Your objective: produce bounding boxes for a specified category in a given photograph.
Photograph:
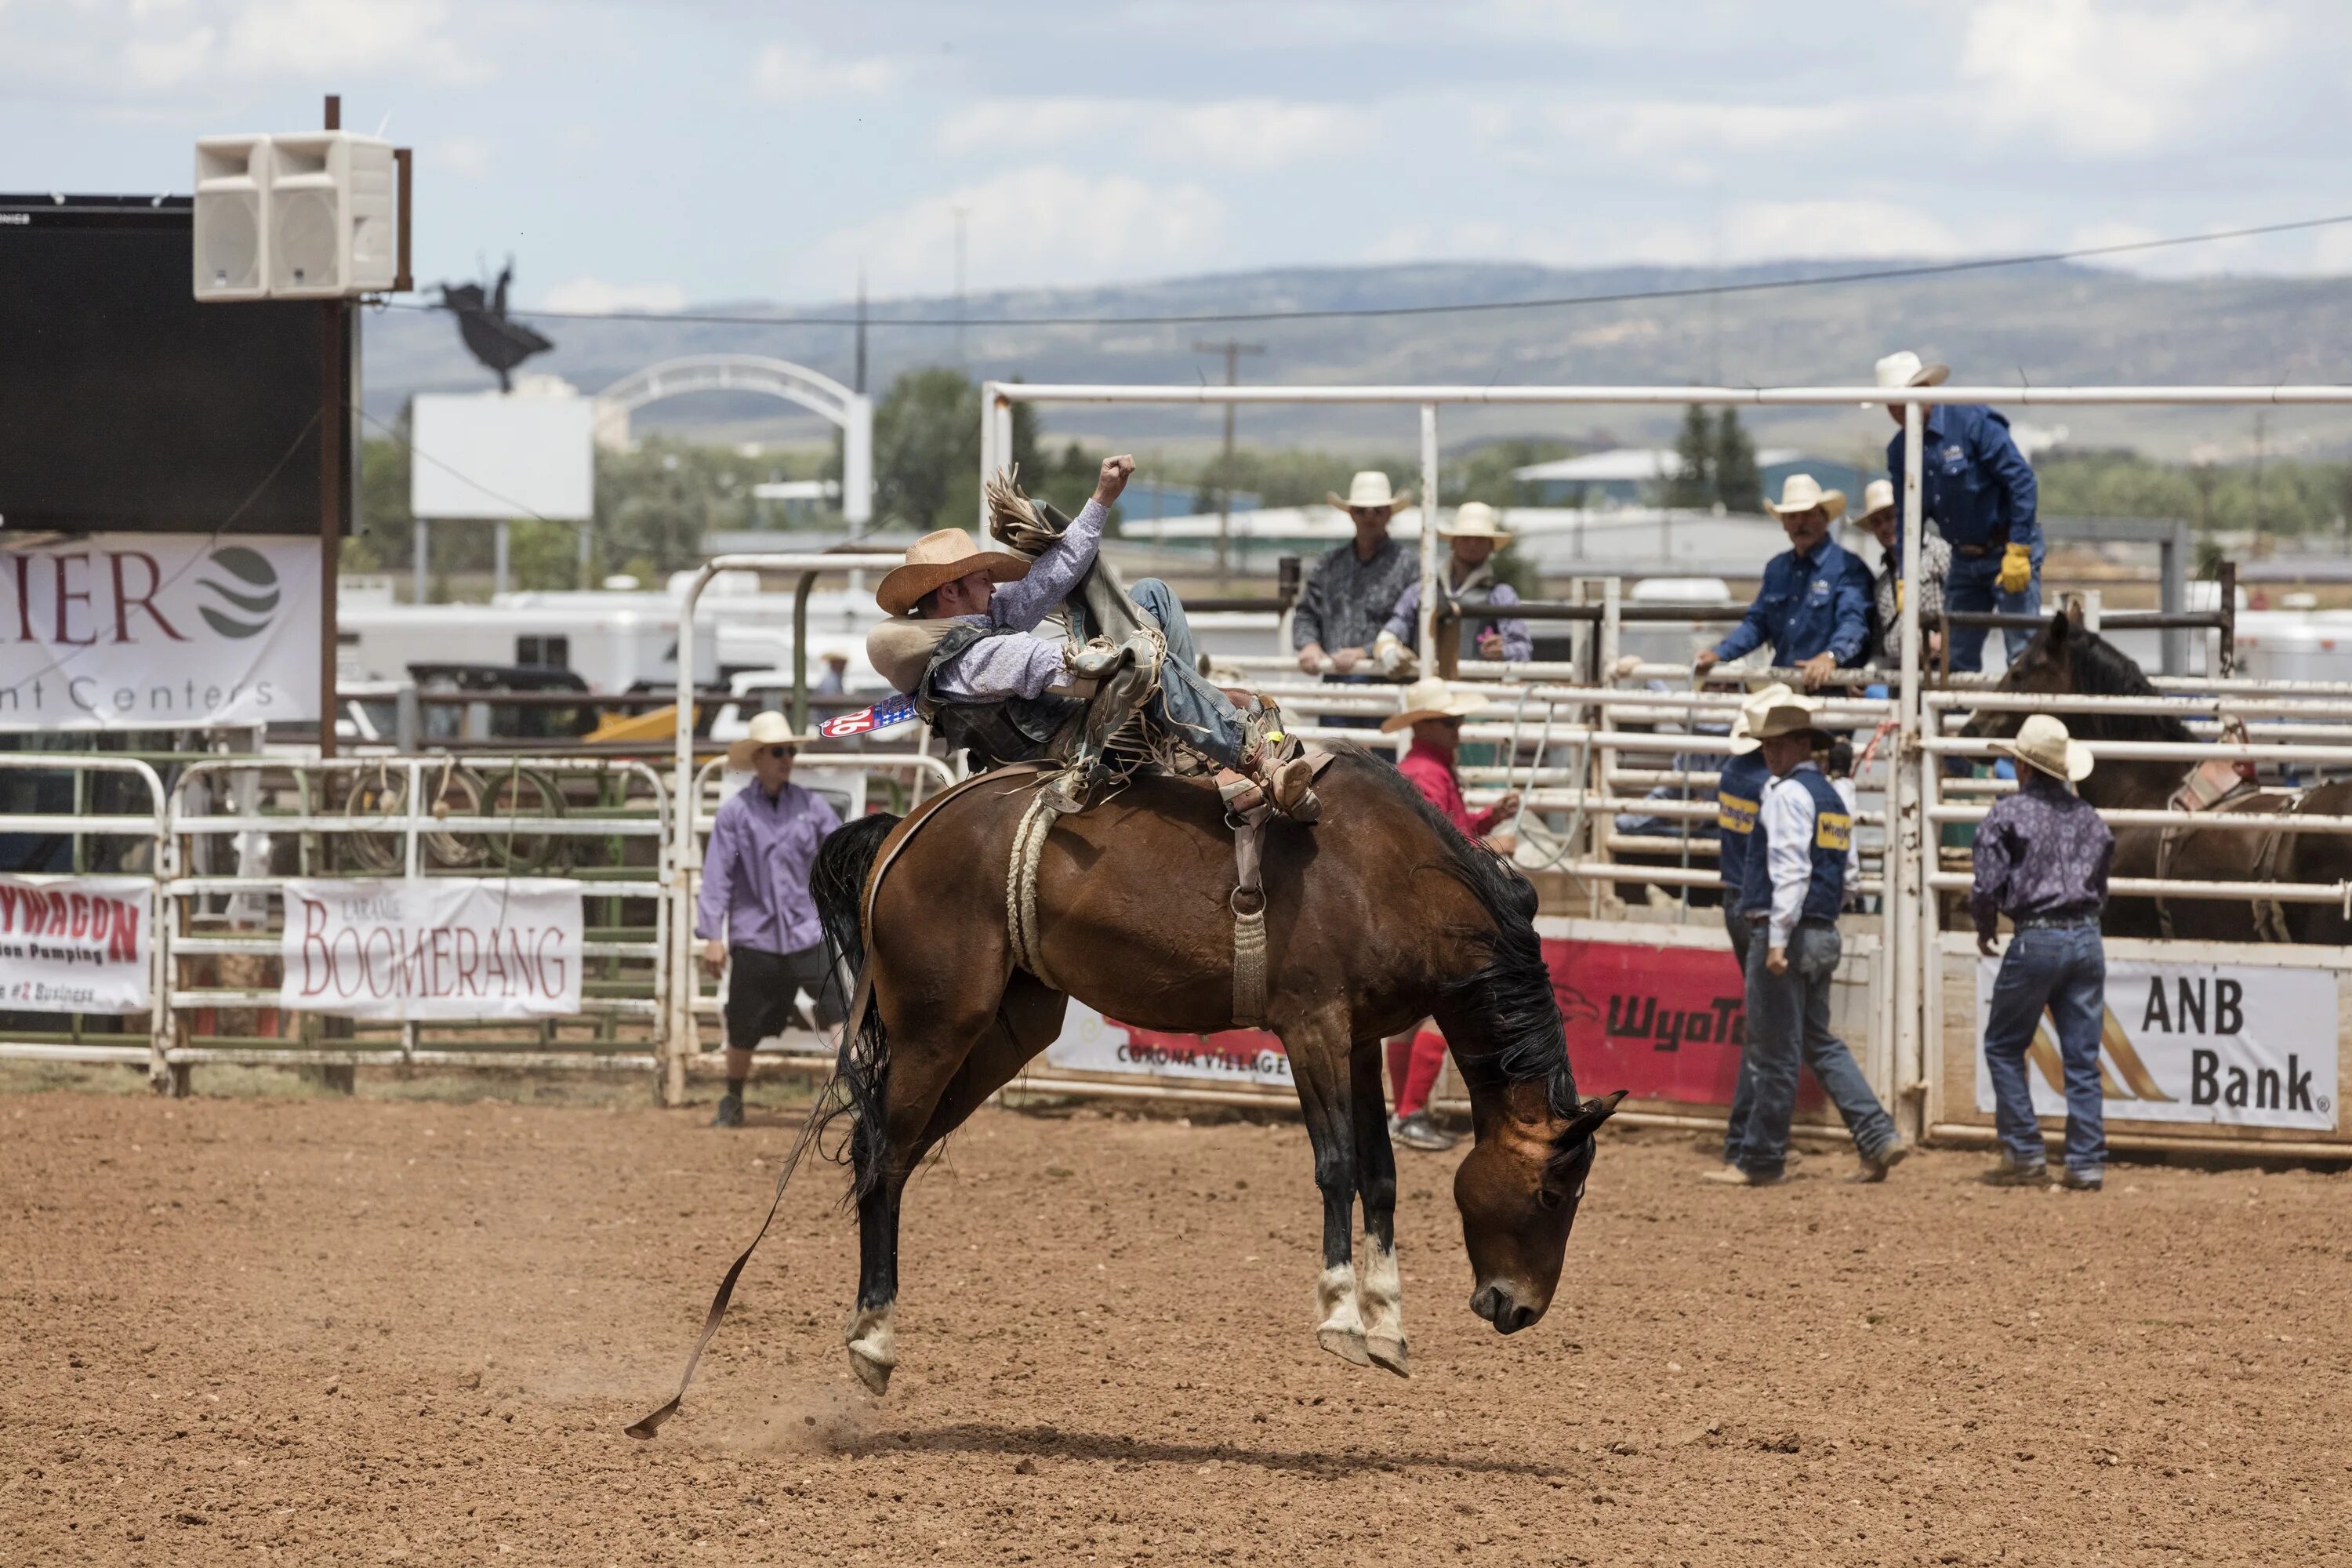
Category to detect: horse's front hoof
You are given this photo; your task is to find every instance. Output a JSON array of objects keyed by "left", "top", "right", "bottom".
[
  {"left": 848, "top": 1346, "right": 894, "bottom": 1396},
  {"left": 845, "top": 1305, "right": 896, "bottom": 1396},
  {"left": 1365, "top": 1335, "right": 1410, "bottom": 1377},
  {"left": 1316, "top": 1326, "right": 1371, "bottom": 1367}
]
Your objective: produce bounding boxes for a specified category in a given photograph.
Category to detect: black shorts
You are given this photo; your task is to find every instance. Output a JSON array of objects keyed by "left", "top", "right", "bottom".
[{"left": 723, "top": 944, "right": 847, "bottom": 1050}]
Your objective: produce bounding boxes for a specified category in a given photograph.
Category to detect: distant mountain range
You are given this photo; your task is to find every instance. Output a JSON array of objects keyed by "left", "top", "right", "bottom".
[{"left": 362, "top": 259, "right": 2352, "bottom": 461}]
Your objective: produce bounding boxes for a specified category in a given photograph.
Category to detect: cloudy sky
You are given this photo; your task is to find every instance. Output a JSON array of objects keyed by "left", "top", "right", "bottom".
[{"left": 5, "top": 0, "right": 2348, "bottom": 312}]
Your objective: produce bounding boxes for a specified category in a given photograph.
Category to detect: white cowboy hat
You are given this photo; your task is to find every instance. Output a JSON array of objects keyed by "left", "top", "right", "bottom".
[
  {"left": 1992, "top": 713, "right": 2095, "bottom": 783},
  {"left": 1875, "top": 350, "right": 1951, "bottom": 390},
  {"left": 724, "top": 710, "right": 812, "bottom": 771},
  {"left": 876, "top": 528, "right": 1032, "bottom": 616},
  {"left": 1379, "top": 676, "right": 1489, "bottom": 732},
  {"left": 1857, "top": 478, "right": 1896, "bottom": 524},
  {"left": 1327, "top": 470, "right": 1414, "bottom": 513},
  {"left": 1749, "top": 696, "right": 1831, "bottom": 744},
  {"left": 1727, "top": 681, "right": 1796, "bottom": 756},
  {"left": 1439, "top": 501, "right": 1512, "bottom": 543},
  {"left": 1764, "top": 472, "right": 1846, "bottom": 522}
]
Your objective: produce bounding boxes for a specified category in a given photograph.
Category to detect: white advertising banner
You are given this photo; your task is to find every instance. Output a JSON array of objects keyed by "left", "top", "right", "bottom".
[
  {"left": 1043, "top": 1000, "right": 1296, "bottom": 1088},
  {"left": 280, "top": 878, "right": 583, "bottom": 1021},
  {"left": 1974, "top": 958, "right": 2338, "bottom": 1131},
  {"left": 0, "top": 875, "right": 153, "bottom": 1014},
  {"left": 0, "top": 534, "right": 320, "bottom": 731}
]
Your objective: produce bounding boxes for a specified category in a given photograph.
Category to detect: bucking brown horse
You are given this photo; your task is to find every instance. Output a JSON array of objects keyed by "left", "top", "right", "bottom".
[{"left": 808, "top": 743, "right": 1621, "bottom": 1396}]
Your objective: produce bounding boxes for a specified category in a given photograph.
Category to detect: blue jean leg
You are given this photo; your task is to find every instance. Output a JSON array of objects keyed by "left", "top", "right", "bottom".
[
  {"left": 1129, "top": 577, "right": 1252, "bottom": 770},
  {"left": 1793, "top": 926, "right": 1897, "bottom": 1160},
  {"left": 1983, "top": 927, "right": 2107, "bottom": 1174},
  {"left": 1943, "top": 549, "right": 2042, "bottom": 674},
  {"left": 1721, "top": 906, "right": 1757, "bottom": 1163},
  {"left": 1734, "top": 927, "right": 1803, "bottom": 1178}
]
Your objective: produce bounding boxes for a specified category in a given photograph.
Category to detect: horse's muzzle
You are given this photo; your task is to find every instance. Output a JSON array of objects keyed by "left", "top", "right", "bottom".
[{"left": 1469, "top": 1283, "right": 1539, "bottom": 1334}]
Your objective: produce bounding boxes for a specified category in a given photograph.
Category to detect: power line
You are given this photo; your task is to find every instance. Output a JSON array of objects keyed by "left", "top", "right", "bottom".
[{"left": 379, "top": 212, "right": 2352, "bottom": 333}]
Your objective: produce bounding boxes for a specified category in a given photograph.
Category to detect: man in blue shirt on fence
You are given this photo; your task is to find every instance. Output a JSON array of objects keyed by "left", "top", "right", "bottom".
[
  {"left": 1878, "top": 350, "right": 2041, "bottom": 673},
  {"left": 1692, "top": 474, "right": 1871, "bottom": 690}
]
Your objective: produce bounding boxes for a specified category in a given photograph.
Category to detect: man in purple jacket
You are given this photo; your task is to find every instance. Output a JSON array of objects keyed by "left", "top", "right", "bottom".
[{"left": 698, "top": 710, "right": 844, "bottom": 1128}]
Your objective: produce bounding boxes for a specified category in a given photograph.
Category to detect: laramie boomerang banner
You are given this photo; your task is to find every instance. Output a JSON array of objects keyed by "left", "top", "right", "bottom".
[
  {"left": 0, "top": 534, "right": 320, "bottom": 730},
  {"left": 1975, "top": 958, "right": 2339, "bottom": 1132},
  {"left": 281, "top": 879, "right": 583, "bottom": 1021}
]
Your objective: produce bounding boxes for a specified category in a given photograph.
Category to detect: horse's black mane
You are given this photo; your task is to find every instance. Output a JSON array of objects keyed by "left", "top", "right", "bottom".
[
  {"left": 2019, "top": 618, "right": 2194, "bottom": 743},
  {"left": 1330, "top": 742, "right": 1582, "bottom": 1120}
]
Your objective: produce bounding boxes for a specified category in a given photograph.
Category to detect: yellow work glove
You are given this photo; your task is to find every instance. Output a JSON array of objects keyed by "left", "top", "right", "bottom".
[
  {"left": 1997, "top": 543, "right": 2033, "bottom": 595},
  {"left": 1896, "top": 579, "right": 1906, "bottom": 614}
]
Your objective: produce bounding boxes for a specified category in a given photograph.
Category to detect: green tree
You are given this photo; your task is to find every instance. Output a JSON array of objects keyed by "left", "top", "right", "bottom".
[
  {"left": 1712, "top": 409, "right": 1762, "bottom": 513},
  {"left": 1664, "top": 405, "right": 1715, "bottom": 508},
  {"left": 869, "top": 368, "right": 1045, "bottom": 533}
]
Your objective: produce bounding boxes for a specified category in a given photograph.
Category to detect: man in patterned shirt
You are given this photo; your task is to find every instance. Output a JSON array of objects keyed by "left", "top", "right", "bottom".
[
  {"left": 1973, "top": 713, "right": 2114, "bottom": 1191},
  {"left": 1856, "top": 479, "right": 1951, "bottom": 666},
  {"left": 1293, "top": 473, "right": 1422, "bottom": 723}
]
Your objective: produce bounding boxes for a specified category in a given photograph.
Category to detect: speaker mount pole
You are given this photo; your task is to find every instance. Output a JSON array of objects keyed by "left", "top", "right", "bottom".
[{"left": 318, "top": 93, "right": 343, "bottom": 760}]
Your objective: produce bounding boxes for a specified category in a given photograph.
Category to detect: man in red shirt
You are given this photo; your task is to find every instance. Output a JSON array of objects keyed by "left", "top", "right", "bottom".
[{"left": 1375, "top": 677, "right": 1521, "bottom": 1149}]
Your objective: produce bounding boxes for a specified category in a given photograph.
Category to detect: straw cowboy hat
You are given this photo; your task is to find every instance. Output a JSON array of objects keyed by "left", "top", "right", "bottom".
[
  {"left": 1379, "top": 676, "right": 1489, "bottom": 732},
  {"left": 1875, "top": 350, "right": 1950, "bottom": 390},
  {"left": 1764, "top": 473, "right": 1846, "bottom": 522},
  {"left": 1857, "top": 478, "right": 1896, "bottom": 525},
  {"left": 724, "top": 710, "right": 812, "bottom": 771},
  {"left": 1992, "top": 713, "right": 2095, "bottom": 783},
  {"left": 876, "top": 528, "right": 1031, "bottom": 616},
  {"left": 1727, "top": 681, "right": 1796, "bottom": 756},
  {"left": 1327, "top": 470, "right": 1414, "bottom": 513},
  {"left": 1439, "top": 501, "right": 1512, "bottom": 543},
  {"left": 1748, "top": 696, "right": 1831, "bottom": 744}
]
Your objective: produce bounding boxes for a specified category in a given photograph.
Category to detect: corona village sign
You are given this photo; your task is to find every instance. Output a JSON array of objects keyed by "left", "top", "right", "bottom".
[
  {"left": 0, "top": 535, "right": 319, "bottom": 730},
  {"left": 280, "top": 878, "right": 583, "bottom": 1021},
  {"left": 1975, "top": 959, "right": 2339, "bottom": 1132}
]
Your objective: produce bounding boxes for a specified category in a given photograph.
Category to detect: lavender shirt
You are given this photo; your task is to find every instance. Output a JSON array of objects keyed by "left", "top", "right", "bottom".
[
  {"left": 1969, "top": 768, "right": 2115, "bottom": 939},
  {"left": 695, "top": 780, "right": 841, "bottom": 956},
  {"left": 929, "top": 499, "right": 1109, "bottom": 700}
]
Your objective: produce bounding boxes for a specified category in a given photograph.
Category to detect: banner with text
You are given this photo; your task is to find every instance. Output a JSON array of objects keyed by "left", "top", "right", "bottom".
[
  {"left": 0, "top": 534, "right": 319, "bottom": 730},
  {"left": 0, "top": 875, "right": 152, "bottom": 1014},
  {"left": 280, "top": 878, "right": 583, "bottom": 1021},
  {"left": 1044, "top": 1001, "right": 1294, "bottom": 1087},
  {"left": 1973, "top": 958, "right": 2339, "bottom": 1131}
]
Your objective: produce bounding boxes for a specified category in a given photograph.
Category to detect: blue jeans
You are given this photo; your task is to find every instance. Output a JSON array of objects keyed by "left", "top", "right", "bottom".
[
  {"left": 1943, "top": 547, "right": 2042, "bottom": 674},
  {"left": 1721, "top": 902, "right": 1756, "bottom": 1163},
  {"left": 1130, "top": 578, "right": 1253, "bottom": 771},
  {"left": 1981, "top": 924, "right": 2107, "bottom": 1176},
  {"left": 1734, "top": 921, "right": 1897, "bottom": 1176}
]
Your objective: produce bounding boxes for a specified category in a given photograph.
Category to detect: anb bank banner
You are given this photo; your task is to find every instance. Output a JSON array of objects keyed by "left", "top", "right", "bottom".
[
  {"left": 0, "top": 535, "right": 319, "bottom": 730},
  {"left": 1974, "top": 959, "right": 2339, "bottom": 1132}
]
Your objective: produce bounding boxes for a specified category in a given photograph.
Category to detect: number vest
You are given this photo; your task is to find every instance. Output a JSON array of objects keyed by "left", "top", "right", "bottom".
[
  {"left": 1713, "top": 748, "right": 1773, "bottom": 900},
  {"left": 1736, "top": 767, "right": 1851, "bottom": 926}
]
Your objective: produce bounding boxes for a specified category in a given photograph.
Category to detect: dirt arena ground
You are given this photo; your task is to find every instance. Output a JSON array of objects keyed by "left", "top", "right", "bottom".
[{"left": 4, "top": 1083, "right": 2349, "bottom": 1566}]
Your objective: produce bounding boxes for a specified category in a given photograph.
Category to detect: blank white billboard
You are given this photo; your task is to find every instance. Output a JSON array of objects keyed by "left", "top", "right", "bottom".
[{"left": 410, "top": 394, "right": 595, "bottom": 521}]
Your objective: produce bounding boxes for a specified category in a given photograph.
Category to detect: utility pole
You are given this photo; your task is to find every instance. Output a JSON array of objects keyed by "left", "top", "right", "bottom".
[
  {"left": 953, "top": 206, "right": 969, "bottom": 368},
  {"left": 853, "top": 263, "right": 868, "bottom": 394},
  {"left": 1194, "top": 338, "right": 1264, "bottom": 579},
  {"left": 2252, "top": 410, "right": 2268, "bottom": 546}
]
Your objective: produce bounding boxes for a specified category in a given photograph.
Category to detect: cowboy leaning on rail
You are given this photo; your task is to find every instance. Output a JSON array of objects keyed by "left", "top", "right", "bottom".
[{"left": 864, "top": 455, "right": 1322, "bottom": 819}]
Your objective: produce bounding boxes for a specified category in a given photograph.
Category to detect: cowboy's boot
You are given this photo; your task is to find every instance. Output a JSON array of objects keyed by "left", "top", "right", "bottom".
[{"left": 1240, "top": 710, "right": 1321, "bottom": 823}]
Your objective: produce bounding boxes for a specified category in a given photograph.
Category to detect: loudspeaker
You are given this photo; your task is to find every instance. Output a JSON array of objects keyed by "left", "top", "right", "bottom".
[
  {"left": 267, "top": 132, "right": 397, "bottom": 299},
  {"left": 192, "top": 134, "right": 271, "bottom": 300}
]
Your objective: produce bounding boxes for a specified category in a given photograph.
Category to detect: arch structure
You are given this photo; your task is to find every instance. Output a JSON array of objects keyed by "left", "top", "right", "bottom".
[{"left": 595, "top": 355, "right": 873, "bottom": 524}]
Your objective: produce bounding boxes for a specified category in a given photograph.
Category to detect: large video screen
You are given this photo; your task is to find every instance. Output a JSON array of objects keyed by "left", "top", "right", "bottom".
[{"left": 0, "top": 195, "right": 336, "bottom": 535}]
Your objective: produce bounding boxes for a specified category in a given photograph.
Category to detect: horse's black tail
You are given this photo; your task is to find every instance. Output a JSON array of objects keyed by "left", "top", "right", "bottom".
[{"left": 810, "top": 811, "right": 902, "bottom": 1200}]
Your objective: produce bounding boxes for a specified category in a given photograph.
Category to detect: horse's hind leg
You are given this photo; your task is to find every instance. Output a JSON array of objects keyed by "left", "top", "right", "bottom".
[
  {"left": 1285, "top": 1007, "right": 1368, "bottom": 1367},
  {"left": 1348, "top": 1038, "right": 1408, "bottom": 1377}
]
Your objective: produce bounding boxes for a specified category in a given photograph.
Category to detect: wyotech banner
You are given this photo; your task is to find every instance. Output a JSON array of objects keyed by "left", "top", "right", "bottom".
[
  {"left": 0, "top": 534, "right": 319, "bottom": 730},
  {"left": 1975, "top": 959, "right": 2339, "bottom": 1132}
]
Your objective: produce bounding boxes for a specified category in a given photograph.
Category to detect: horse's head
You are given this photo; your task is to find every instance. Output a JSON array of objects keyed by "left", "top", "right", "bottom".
[
  {"left": 1960, "top": 609, "right": 2079, "bottom": 740},
  {"left": 1451, "top": 1079, "right": 1624, "bottom": 1333}
]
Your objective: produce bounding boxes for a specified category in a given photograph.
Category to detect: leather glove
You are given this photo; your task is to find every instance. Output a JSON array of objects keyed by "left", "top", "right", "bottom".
[
  {"left": 1895, "top": 579, "right": 1906, "bottom": 615},
  {"left": 1998, "top": 543, "right": 2033, "bottom": 595},
  {"left": 1372, "top": 631, "right": 1418, "bottom": 678}
]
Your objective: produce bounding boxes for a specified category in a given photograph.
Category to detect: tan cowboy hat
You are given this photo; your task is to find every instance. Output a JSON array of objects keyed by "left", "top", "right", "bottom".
[
  {"left": 1379, "top": 676, "right": 1489, "bottom": 732},
  {"left": 1727, "top": 681, "right": 1795, "bottom": 756},
  {"left": 875, "top": 528, "right": 1032, "bottom": 616},
  {"left": 1764, "top": 473, "right": 1846, "bottom": 522},
  {"left": 724, "top": 710, "right": 811, "bottom": 771},
  {"left": 1327, "top": 470, "right": 1413, "bottom": 513},
  {"left": 1875, "top": 350, "right": 1950, "bottom": 390},
  {"left": 1749, "top": 696, "right": 1831, "bottom": 744},
  {"left": 1439, "top": 501, "right": 1512, "bottom": 543},
  {"left": 1992, "top": 713, "right": 2095, "bottom": 783},
  {"left": 1857, "top": 478, "right": 1896, "bottom": 525}
]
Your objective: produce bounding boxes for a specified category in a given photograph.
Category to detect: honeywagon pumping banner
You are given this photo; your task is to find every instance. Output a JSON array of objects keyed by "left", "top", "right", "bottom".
[
  {"left": 1975, "top": 958, "right": 2339, "bottom": 1132},
  {"left": 0, "top": 534, "right": 320, "bottom": 730},
  {"left": 0, "top": 875, "right": 152, "bottom": 1014},
  {"left": 281, "top": 879, "right": 583, "bottom": 1021}
]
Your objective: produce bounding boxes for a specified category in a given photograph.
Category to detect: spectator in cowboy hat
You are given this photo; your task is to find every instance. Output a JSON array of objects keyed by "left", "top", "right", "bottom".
[
  {"left": 1371, "top": 501, "right": 1534, "bottom": 676},
  {"left": 812, "top": 645, "right": 852, "bottom": 696},
  {"left": 698, "top": 711, "right": 847, "bottom": 1128},
  {"left": 1855, "top": 477, "right": 1951, "bottom": 666},
  {"left": 1878, "top": 350, "right": 2041, "bottom": 673},
  {"left": 1706, "top": 698, "right": 1905, "bottom": 1186},
  {"left": 1693, "top": 474, "right": 1872, "bottom": 691},
  {"left": 1375, "top": 677, "right": 1521, "bottom": 1151},
  {"left": 1293, "top": 472, "right": 1422, "bottom": 708},
  {"left": 1973, "top": 713, "right": 2113, "bottom": 1191}
]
